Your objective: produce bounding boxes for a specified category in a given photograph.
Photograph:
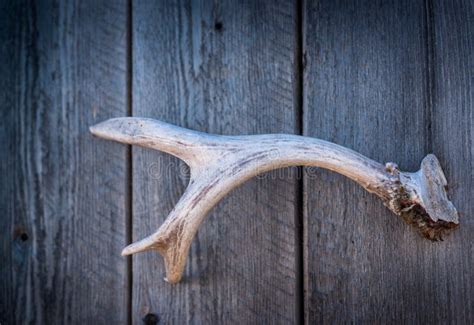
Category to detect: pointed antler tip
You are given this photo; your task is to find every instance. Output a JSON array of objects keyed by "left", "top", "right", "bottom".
[
  {"left": 121, "top": 240, "right": 149, "bottom": 256},
  {"left": 89, "top": 124, "right": 100, "bottom": 136},
  {"left": 121, "top": 246, "right": 134, "bottom": 256},
  {"left": 89, "top": 120, "right": 114, "bottom": 138}
]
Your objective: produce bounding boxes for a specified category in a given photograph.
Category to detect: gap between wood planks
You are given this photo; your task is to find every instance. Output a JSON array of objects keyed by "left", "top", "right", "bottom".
[
  {"left": 295, "top": 0, "right": 305, "bottom": 324},
  {"left": 126, "top": 0, "right": 133, "bottom": 324}
]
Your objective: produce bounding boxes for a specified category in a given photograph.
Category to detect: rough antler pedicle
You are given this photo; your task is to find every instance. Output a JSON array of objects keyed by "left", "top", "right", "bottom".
[{"left": 90, "top": 117, "right": 459, "bottom": 283}]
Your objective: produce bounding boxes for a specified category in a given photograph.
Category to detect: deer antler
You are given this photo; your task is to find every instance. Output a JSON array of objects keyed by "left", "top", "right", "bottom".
[{"left": 90, "top": 117, "right": 459, "bottom": 283}]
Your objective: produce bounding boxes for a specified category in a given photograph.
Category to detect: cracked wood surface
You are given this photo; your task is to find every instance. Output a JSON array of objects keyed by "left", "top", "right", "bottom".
[
  {"left": 0, "top": 0, "right": 128, "bottom": 324},
  {"left": 130, "top": 1, "right": 299, "bottom": 323},
  {"left": 303, "top": 0, "right": 473, "bottom": 323},
  {"left": 1, "top": 0, "right": 473, "bottom": 324}
]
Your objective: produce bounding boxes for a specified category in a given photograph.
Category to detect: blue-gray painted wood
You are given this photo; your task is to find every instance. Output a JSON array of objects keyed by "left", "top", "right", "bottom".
[
  {"left": 429, "top": 0, "right": 474, "bottom": 321},
  {"left": 303, "top": 0, "right": 430, "bottom": 322},
  {"left": 1, "top": 0, "right": 473, "bottom": 323},
  {"left": 303, "top": 0, "right": 473, "bottom": 323},
  {"left": 131, "top": 0, "right": 299, "bottom": 323},
  {"left": 0, "top": 1, "right": 129, "bottom": 323}
]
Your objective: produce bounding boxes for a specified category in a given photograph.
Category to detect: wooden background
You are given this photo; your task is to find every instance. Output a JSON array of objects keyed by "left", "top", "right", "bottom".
[{"left": 1, "top": 0, "right": 472, "bottom": 324}]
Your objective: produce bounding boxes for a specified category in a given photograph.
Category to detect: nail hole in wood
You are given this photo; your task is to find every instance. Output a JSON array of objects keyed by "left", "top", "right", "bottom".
[
  {"left": 142, "top": 313, "right": 159, "bottom": 325},
  {"left": 214, "top": 22, "right": 223, "bottom": 31},
  {"left": 20, "top": 233, "right": 29, "bottom": 242}
]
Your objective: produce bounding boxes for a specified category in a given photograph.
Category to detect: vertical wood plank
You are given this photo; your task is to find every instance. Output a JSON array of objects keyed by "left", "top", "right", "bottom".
[
  {"left": 0, "top": 1, "right": 129, "bottom": 323},
  {"left": 430, "top": 0, "right": 474, "bottom": 322},
  {"left": 303, "top": 0, "right": 432, "bottom": 322},
  {"left": 132, "top": 1, "right": 299, "bottom": 323}
]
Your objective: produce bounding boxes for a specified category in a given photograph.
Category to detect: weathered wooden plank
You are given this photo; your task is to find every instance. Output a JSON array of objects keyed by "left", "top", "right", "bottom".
[
  {"left": 0, "top": 1, "right": 129, "bottom": 323},
  {"left": 303, "top": 0, "right": 433, "bottom": 322},
  {"left": 429, "top": 0, "right": 474, "bottom": 322},
  {"left": 132, "top": 0, "right": 299, "bottom": 323}
]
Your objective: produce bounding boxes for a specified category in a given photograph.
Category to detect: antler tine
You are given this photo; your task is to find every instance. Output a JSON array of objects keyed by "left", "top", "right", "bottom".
[
  {"left": 90, "top": 117, "right": 218, "bottom": 169},
  {"left": 91, "top": 117, "right": 459, "bottom": 283},
  {"left": 120, "top": 170, "right": 243, "bottom": 283}
]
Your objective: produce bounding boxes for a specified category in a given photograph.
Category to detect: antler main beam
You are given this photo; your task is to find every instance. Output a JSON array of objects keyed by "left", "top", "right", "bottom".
[{"left": 90, "top": 117, "right": 459, "bottom": 283}]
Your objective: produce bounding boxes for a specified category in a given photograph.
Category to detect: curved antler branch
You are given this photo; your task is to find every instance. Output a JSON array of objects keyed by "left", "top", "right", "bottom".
[{"left": 90, "top": 117, "right": 459, "bottom": 283}]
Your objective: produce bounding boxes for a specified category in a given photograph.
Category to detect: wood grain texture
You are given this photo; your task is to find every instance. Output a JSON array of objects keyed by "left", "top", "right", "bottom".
[
  {"left": 0, "top": 1, "right": 129, "bottom": 323},
  {"left": 132, "top": 0, "right": 299, "bottom": 323},
  {"left": 303, "top": 0, "right": 436, "bottom": 323},
  {"left": 429, "top": 0, "right": 474, "bottom": 322},
  {"left": 2, "top": 0, "right": 472, "bottom": 323}
]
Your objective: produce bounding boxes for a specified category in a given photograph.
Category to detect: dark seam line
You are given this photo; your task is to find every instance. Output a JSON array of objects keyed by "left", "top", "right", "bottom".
[
  {"left": 126, "top": 0, "right": 133, "bottom": 324},
  {"left": 295, "top": 0, "right": 305, "bottom": 324},
  {"left": 424, "top": 0, "right": 435, "bottom": 154}
]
